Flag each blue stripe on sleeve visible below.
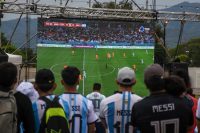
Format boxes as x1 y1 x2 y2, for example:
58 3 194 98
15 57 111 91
61 99 70 119
127 92 131 123
121 92 126 133
82 97 88 133
32 102 40 133
107 102 115 133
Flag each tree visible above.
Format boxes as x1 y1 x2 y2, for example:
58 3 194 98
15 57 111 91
1 33 10 46
168 38 200 66
92 1 132 10
154 42 169 66
92 2 103 8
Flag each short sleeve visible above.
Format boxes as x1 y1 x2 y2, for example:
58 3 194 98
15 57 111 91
87 100 98 124
99 99 106 119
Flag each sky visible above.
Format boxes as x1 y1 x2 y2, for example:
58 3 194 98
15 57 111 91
2 0 200 21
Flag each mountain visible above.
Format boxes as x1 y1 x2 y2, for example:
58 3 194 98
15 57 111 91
1 2 200 48
2 17 37 49
161 2 200 47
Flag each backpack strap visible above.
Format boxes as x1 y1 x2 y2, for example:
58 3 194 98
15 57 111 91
39 96 52 106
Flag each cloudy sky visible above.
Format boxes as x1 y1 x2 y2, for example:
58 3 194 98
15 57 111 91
2 0 200 20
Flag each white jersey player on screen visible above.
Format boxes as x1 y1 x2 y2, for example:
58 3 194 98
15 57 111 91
86 83 106 116
59 66 98 133
99 67 142 133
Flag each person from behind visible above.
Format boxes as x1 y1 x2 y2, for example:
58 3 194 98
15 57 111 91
16 81 39 103
86 83 106 116
99 67 142 133
87 83 106 133
131 64 193 133
0 62 35 133
164 75 187 97
32 68 57 133
173 69 198 133
59 66 98 133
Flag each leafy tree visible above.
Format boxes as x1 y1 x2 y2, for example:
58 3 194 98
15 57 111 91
1 33 10 46
154 42 169 66
92 2 103 8
119 1 132 10
188 43 200 66
168 38 200 66
92 1 132 10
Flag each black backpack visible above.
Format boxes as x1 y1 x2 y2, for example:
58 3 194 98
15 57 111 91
39 96 70 133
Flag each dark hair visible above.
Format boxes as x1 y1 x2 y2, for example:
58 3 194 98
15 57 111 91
173 69 190 87
61 66 80 86
0 62 17 88
164 75 186 97
144 75 164 92
93 83 101 91
35 69 55 92
173 69 192 95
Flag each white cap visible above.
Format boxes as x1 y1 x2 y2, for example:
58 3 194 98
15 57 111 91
16 82 39 102
117 67 136 85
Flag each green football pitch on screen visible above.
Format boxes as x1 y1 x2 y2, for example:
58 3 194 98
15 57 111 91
37 47 154 97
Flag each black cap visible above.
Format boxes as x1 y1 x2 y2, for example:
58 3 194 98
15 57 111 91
35 69 55 85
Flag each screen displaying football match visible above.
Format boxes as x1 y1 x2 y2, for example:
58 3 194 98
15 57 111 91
37 18 155 47
37 17 155 96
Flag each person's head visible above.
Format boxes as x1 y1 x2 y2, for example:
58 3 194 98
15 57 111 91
61 66 80 89
144 64 165 92
116 67 136 90
93 83 101 92
164 75 186 97
0 62 17 91
16 81 39 102
172 69 192 95
35 69 56 93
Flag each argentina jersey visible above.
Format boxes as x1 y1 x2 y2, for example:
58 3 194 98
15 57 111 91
59 92 98 133
32 95 56 133
86 92 106 116
99 91 142 133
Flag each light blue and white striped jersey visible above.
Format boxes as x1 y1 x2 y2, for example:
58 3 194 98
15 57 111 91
32 95 56 133
59 92 98 133
99 91 142 133
86 92 106 116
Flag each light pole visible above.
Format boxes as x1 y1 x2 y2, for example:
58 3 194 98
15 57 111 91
163 20 168 47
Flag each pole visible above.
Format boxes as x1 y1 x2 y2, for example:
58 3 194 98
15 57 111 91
0 2 3 47
146 0 148 10
25 0 30 81
174 20 185 60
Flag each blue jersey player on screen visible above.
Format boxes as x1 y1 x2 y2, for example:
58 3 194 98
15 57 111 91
99 67 142 133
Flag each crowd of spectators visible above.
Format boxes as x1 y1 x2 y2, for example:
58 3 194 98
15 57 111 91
1 61 200 133
38 20 155 46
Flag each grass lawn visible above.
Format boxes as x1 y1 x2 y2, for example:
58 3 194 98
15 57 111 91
37 47 154 97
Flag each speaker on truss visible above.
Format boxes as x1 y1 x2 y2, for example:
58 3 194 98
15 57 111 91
0 49 8 63
164 62 188 76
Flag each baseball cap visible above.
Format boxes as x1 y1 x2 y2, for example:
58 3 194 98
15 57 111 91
35 69 55 85
144 64 164 81
117 67 136 85
16 81 39 102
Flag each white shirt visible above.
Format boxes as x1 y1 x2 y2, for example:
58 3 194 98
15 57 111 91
86 92 106 116
59 93 98 133
99 91 142 133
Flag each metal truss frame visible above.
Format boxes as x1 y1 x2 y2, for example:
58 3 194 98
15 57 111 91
1 1 200 22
